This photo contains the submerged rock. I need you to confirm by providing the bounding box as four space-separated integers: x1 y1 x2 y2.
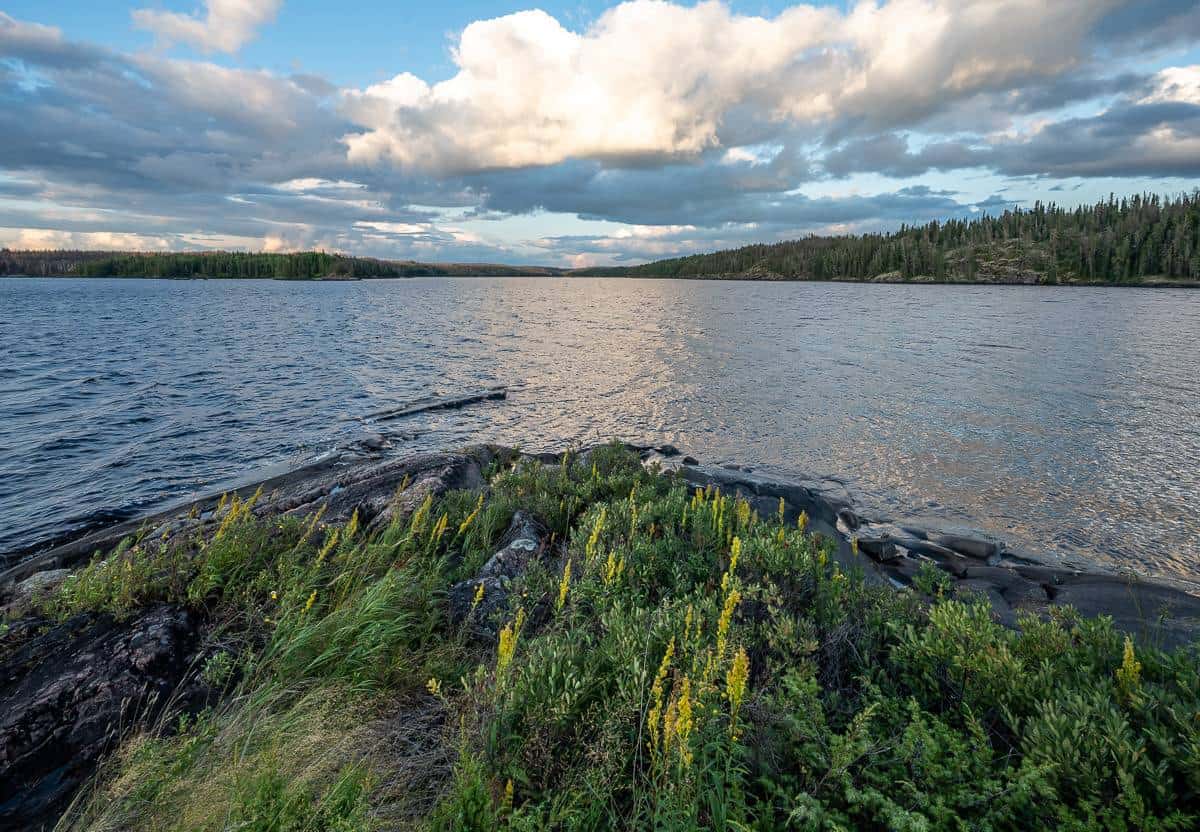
0 605 211 831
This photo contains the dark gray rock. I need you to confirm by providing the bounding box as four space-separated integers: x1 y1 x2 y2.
0 569 69 619
0 605 211 832
448 511 547 641
477 511 544 582
2 446 504 593
836 508 862 532
930 531 1002 563
855 535 899 562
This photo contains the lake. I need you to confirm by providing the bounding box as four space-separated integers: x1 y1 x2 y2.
1 277 1197 583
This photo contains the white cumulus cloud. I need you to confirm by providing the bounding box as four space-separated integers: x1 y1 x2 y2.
133 0 283 54
341 0 1118 174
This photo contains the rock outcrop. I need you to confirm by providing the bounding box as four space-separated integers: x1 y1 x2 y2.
1 441 1198 832
448 510 549 641
0 606 211 831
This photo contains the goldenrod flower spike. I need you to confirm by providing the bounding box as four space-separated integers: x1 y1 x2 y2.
585 508 607 562
676 676 694 766
647 637 676 755
457 493 484 536
1116 635 1142 701
470 581 485 613
497 623 517 675
716 589 741 660
726 647 750 739
315 528 339 566
556 560 572 611
431 512 449 544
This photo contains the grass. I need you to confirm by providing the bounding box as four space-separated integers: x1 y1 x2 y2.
41 444 1200 831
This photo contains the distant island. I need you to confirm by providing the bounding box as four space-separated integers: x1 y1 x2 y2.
0 250 565 280
579 192 1200 286
4 192 1198 285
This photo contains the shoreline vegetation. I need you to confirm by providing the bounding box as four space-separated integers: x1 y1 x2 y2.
2 192 1198 287
577 192 1200 285
0 251 565 280
2 443 1198 830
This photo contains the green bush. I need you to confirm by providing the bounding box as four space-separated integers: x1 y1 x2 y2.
51 444 1200 831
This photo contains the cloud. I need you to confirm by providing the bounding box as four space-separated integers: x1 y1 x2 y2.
133 0 282 54
341 0 1121 174
1142 65 1200 106
0 227 175 250
2 4 1199 267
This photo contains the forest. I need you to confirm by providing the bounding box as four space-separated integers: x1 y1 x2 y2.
579 192 1200 284
0 250 563 279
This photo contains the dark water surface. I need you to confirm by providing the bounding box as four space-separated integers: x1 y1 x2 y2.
1 277 1197 581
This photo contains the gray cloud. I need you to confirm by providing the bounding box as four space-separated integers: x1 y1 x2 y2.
990 102 1200 178
2 4 1199 266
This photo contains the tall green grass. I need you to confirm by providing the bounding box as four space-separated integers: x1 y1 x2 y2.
44 445 1200 831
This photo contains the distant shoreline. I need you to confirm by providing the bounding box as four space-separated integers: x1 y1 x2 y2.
4 273 1198 288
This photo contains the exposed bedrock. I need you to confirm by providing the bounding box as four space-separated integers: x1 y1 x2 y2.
448 510 550 641
0 445 507 594
0 606 213 832
645 450 1200 650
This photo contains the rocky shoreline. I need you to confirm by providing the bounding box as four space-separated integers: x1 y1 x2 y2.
2 443 1198 829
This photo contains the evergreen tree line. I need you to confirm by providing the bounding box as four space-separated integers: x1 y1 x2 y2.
580 191 1200 283
0 251 566 279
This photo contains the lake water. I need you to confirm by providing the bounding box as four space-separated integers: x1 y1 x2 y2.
1 277 1197 582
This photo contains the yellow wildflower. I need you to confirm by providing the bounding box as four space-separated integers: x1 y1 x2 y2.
497 624 517 675
431 512 449 544
716 589 741 660
457 493 484 536
777 496 787 524
1116 635 1142 701
304 590 317 612
344 509 360 540
470 581 485 612
735 498 751 530
585 507 607 562
603 551 625 586
557 560 572 611
676 676 694 766
426 677 442 696
647 637 675 754
503 778 514 815
410 493 433 535
797 511 809 533
316 528 339 566
496 607 526 676
726 647 750 738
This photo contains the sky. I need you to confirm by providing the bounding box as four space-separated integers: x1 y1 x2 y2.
0 1 1198 267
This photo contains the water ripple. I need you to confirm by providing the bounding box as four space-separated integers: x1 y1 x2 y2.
1 276 1198 579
